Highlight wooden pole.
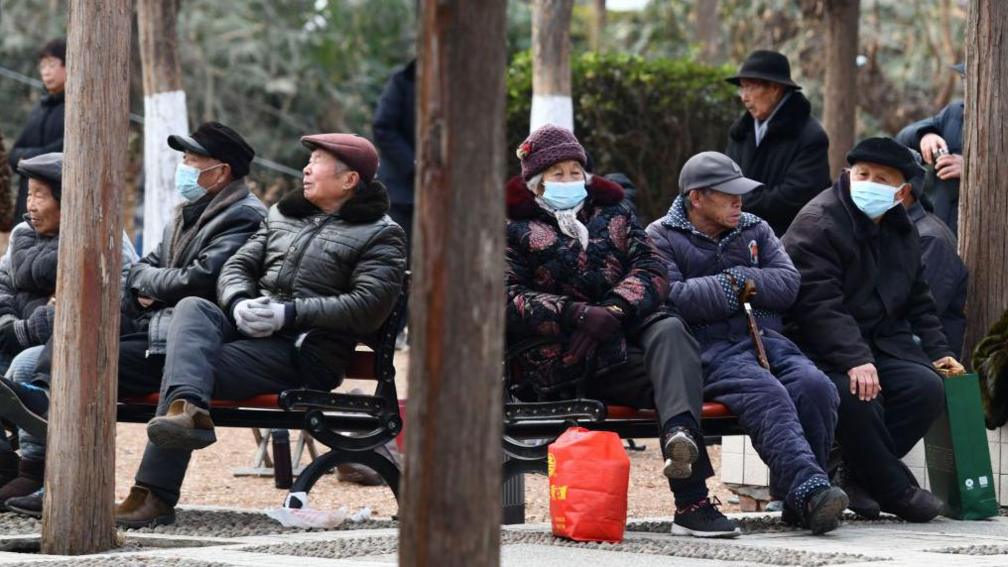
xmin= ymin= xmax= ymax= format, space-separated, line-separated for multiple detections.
xmin=399 ymin=1 xmax=507 ymax=566
xmin=822 ymin=0 xmax=860 ymax=178
xmin=590 ymin=0 xmax=606 ymax=53
xmin=137 ymin=0 xmax=187 ymax=254
xmin=41 ymin=0 xmax=130 ymax=555
xmin=530 ymin=0 xmax=574 ymax=132
xmin=960 ymin=0 xmax=1008 ymax=361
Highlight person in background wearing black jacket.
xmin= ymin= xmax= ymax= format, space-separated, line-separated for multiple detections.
xmin=373 ymin=59 xmax=415 ymax=249
xmin=783 ymin=137 xmax=965 ymax=524
xmin=724 ymin=50 xmax=831 ymax=236
xmin=7 ymin=39 xmax=66 ymax=227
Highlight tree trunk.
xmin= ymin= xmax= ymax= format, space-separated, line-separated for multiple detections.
xmin=591 ymin=0 xmax=606 ymax=52
xmin=822 ymin=0 xmax=860 ymax=178
xmin=960 ymin=0 xmax=1008 ymax=362
xmin=41 ymin=0 xmax=130 ymax=555
xmin=530 ymin=0 xmax=574 ymax=132
xmin=137 ymin=0 xmax=187 ymax=254
xmin=399 ymin=1 xmax=506 ymax=566
xmin=694 ymin=0 xmax=721 ymax=64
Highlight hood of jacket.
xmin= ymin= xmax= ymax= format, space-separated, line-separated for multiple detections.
xmin=278 ymin=179 xmax=391 ymax=223
xmin=505 ymin=174 xmax=625 ymax=221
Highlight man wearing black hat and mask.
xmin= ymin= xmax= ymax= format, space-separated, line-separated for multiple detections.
xmin=725 ymin=50 xmax=831 ymax=236
xmin=783 ymin=137 xmax=965 ymax=523
xmin=895 ymin=63 xmax=965 ymax=234
xmin=5 ymin=123 xmax=267 ymax=518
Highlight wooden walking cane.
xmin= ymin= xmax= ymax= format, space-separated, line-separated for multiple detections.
xmin=731 ymin=277 xmax=770 ymax=370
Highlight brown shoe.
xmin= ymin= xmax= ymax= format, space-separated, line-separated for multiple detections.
xmin=0 ymin=457 xmax=43 ymax=510
xmin=146 ymin=399 xmax=216 ymax=450
xmin=115 ymin=485 xmax=175 ymax=528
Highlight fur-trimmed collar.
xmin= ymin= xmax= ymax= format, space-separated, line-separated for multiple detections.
xmin=278 ymin=180 xmax=390 ymax=223
xmin=506 ymin=175 xmax=625 ymax=221
xmin=728 ymin=90 xmax=813 ymax=142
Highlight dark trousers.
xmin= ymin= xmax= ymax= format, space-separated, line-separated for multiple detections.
xmin=702 ymin=333 xmax=838 ymax=500
xmin=586 ymin=317 xmax=712 ymax=499
xmin=827 ymin=355 xmax=945 ymax=503
xmin=134 ymin=296 xmax=304 ymax=505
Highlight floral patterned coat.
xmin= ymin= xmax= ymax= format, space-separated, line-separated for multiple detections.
xmin=506 ymin=174 xmax=670 ymax=400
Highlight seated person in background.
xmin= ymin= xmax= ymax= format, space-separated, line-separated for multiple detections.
xmin=900 ymin=150 xmax=967 ymax=358
xmin=783 ymin=137 xmax=964 ymax=523
xmin=646 ymin=152 xmax=846 ymax=535
xmin=115 ymin=133 xmax=406 ymax=528
xmin=0 ymin=152 xmax=138 ymax=507
xmin=506 ymin=125 xmax=738 ymax=538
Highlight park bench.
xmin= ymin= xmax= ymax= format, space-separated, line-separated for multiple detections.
xmin=115 ymin=275 xmax=410 ymax=504
xmin=501 ymin=337 xmax=745 ymax=523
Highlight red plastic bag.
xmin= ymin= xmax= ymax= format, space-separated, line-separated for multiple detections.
xmin=548 ymin=427 xmax=629 ymax=542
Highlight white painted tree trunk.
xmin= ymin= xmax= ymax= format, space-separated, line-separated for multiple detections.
xmin=141 ymin=90 xmax=187 ymax=254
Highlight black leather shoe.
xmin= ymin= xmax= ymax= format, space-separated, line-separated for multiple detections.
xmin=881 ymin=487 xmax=944 ymax=523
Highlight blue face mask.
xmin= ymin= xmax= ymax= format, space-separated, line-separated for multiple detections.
xmin=175 ymin=163 xmax=222 ymax=202
xmin=849 ymin=179 xmax=901 ymax=219
xmin=541 ymin=180 xmax=587 ymax=210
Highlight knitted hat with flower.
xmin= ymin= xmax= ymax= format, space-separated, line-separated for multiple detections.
xmin=516 ymin=124 xmax=587 ymax=181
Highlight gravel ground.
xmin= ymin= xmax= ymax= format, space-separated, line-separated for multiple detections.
xmin=239 ymin=530 xmax=879 ymax=565
xmin=112 ymin=350 xmax=739 ymax=521
xmin=0 ymin=559 xmax=231 ymax=567
xmin=926 ymin=544 xmax=1008 ymax=555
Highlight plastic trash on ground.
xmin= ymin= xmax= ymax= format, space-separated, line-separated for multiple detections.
xmin=265 ymin=492 xmax=373 ymax=529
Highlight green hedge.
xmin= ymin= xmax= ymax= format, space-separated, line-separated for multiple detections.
xmin=507 ymin=52 xmax=741 ymax=223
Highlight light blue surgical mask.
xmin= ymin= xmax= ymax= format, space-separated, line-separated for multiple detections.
xmin=850 ymin=179 xmax=901 ymax=220
xmin=541 ymin=180 xmax=587 ymax=210
xmin=174 ymin=163 xmax=222 ymax=202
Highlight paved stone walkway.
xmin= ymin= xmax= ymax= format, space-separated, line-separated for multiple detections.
xmin=0 ymin=509 xmax=1005 ymax=566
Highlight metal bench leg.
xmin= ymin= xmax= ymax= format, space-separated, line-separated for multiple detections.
xmin=289 ymin=448 xmax=401 ymax=504
xmin=501 ymin=457 xmax=548 ymax=525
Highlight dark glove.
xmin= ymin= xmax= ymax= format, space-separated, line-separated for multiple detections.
xmin=0 ymin=321 xmax=24 ymax=354
xmin=575 ymin=305 xmax=623 ymax=340
xmin=563 ymin=330 xmax=598 ymax=365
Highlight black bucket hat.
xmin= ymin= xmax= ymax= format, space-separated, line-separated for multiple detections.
xmin=726 ymin=50 xmax=802 ymax=90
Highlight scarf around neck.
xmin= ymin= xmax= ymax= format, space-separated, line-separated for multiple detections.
xmin=535 ymin=197 xmax=589 ymax=249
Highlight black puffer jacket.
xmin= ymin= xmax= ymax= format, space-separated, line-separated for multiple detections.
xmin=125 ymin=180 xmax=267 ymax=354
xmin=217 ymin=182 xmax=406 ymax=385
xmin=0 ymin=222 xmax=59 ymax=323
xmin=725 ymin=91 xmax=831 ymax=236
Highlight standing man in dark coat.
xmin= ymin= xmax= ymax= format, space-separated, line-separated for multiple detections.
xmin=373 ymin=59 xmax=415 ymax=248
xmin=895 ymin=64 xmax=965 ymax=234
xmin=7 ymin=39 xmax=66 ymax=225
xmin=725 ymin=50 xmax=831 ymax=236
xmin=783 ymin=137 xmax=965 ymax=523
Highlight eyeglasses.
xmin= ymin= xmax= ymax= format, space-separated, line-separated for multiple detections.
xmin=38 ymin=59 xmax=63 ymax=71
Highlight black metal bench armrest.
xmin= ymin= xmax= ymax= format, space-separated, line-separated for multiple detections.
xmin=504 ymin=398 xmax=606 ymax=424
xmin=279 ymin=389 xmax=385 ymax=414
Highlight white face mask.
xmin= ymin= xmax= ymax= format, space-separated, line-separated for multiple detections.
xmin=850 ymin=179 xmax=901 ymax=219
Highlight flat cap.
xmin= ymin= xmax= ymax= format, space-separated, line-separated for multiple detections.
xmin=168 ymin=121 xmax=256 ymax=179
xmin=679 ymin=151 xmax=762 ymax=195
xmin=17 ymin=152 xmax=63 ymax=200
xmin=846 ymin=137 xmax=924 ymax=182
xmin=301 ymin=133 xmax=379 ymax=181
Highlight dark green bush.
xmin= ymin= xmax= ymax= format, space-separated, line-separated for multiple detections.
xmin=507 ymin=51 xmax=741 ymax=223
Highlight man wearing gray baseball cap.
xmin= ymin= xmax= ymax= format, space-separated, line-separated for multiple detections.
xmin=646 ymin=151 xmax=848 ymax=534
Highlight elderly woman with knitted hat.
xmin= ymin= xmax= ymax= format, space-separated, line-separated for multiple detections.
xmin=506 ymin=125 xmax=738 ymax=537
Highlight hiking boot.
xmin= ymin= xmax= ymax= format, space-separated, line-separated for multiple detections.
xmin=147 ymin=399 xmax=216 ymax=450
xmin=0 ymin=457 xmax=43 ymax=510
xmin=0 ymin=378 xmax=48 ymax=440
xmin=0 ymin=449 xmax=19 ymax=487
xmin=670 ymin=497 xmax=740 ymax=538
xmin=661 ymin=427 xmax=699 ymax=480
xmin=881 ymin=486 xmax=944 ymax=523
xmin=803 ymin=486 xmax=849 ymax=535
xmin=6 ymin=487 xmax=43 ymax=518
xmin=115 ymin=485 xmax=176 ymax=529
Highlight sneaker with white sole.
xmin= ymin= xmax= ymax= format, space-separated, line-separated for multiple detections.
xmin=670 ymin=497 xmax=741 ymax=538
xmin=661 ymin=427 xmax=699 ymax=480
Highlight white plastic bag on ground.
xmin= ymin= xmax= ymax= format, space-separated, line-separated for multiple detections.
xmin=265 ymin=492 xmax=372 ymax=529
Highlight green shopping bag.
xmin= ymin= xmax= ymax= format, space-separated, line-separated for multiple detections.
xmin=924 ymin=372 xmax=998 ymax=520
